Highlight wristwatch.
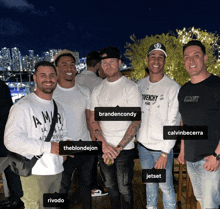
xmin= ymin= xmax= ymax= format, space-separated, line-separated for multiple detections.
xmin=212 ymin=152 xmax=220 ymax=161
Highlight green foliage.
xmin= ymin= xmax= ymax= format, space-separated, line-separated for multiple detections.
xmin=124 ymin=27 xmax=220 ymax=86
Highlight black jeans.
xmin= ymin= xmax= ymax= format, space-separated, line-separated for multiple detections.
xmin=60 ymin=154 xmax=95 ymax=209
xmin=4 ymin=165 xmax=23 ymax=200
xmin=91 ymin=155 xmax=105 ymax=190
xmin=98 ymin=149 xmax=135 ymax=209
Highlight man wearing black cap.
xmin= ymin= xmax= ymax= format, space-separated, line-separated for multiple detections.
xmin=137 ymin=43 xmax=181 ymax=209
xmin=75 ymin=51 xmax=103 ymax=92
xmin=90 ymin=46 xmax=142 ymax=209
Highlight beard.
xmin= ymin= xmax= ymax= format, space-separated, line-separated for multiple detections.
xmin=38 ymin=82 xmax=56 ymax=94
xmin=41 ymin=87 xmax=55 ymax=94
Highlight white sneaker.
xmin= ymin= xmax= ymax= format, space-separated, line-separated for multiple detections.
xmin=91 ymin=189 xmax=108 ymax=197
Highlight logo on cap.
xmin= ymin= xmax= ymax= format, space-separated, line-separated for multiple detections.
xmin=148 ymin=42 xmax=167 ymax=57
xmin=154 ymin=43 xmax=162 ymax=49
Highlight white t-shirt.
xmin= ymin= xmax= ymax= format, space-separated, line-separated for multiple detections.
xmin=4 ymin=93 xmax=70 ymax=175
xmin=137 ymin=74 xmax=181 ymax=153
xmin=90 ymin=76 xmax=142 ymax=150
xmin=53 ymin=83 xmax=91 ymax=141
xmin=75 ymin=70 xmax=103 ymax=92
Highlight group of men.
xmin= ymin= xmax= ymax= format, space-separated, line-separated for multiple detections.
xmin=1 ymin=40 xmax=220 ymax=209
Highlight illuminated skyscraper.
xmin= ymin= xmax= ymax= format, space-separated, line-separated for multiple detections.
xmin=11 ymin=47 xmax=21 ymax=72
xmin=1 ymin=47 xmax=12 ymax=70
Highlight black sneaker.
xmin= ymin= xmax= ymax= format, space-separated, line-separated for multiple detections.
xmin=1 ymin=198 xmax=24 ymax=208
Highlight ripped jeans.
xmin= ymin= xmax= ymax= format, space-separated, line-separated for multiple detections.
xmin=138 ymin=144 xmax=176 ymax=209
xmin=98 ymin=149 xmax=134 ymax=209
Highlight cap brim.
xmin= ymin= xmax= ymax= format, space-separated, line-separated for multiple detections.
xmin=148 ymin=49 xmax=167 ymax=57
xmin=101 ymin=55 xmax=124 ymax=62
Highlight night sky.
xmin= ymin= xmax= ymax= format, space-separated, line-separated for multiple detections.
xmin=1 ymin=0 xmax=220 ymax=59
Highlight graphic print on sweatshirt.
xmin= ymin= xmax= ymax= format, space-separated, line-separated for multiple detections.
xmin=32 ymin=111 xmax=64 ymax=141
xmin=142 ymin=92 xmax=164 ymax=106
xmin=184 ymin=96 xmax=200 ymax=102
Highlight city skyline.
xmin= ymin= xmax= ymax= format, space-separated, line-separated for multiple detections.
xmin=0 ymin=47 xmax=80 ymax=72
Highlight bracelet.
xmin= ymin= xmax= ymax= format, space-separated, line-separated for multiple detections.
xmin=116 ymin=145 xmax=123 ymax=153
xmin=161 ymin=153 xmax=168 ymax=157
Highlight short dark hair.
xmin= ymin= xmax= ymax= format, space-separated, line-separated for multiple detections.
xmin=86 ymin=51 xmax=101 ymax=67
xmin=34 ymin=61 xmax=57 ymax=75
xmin=54 ymin=50 xmax=76 ymax=67
xmin=183 ymin=40 xmax=206 ymax=54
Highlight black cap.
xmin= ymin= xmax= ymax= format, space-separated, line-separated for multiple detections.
xmin=148 ymin=43 xmax=167 ymax=57
xmin=100 ymin=46 xmax=123 ymax=60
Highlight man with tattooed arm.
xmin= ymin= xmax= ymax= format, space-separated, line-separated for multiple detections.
xmin=90 ymin=46 xmax=142 ymax=209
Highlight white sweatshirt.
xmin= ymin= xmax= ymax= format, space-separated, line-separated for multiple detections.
xmin=4 ymin=93 xmax=70 ymax=175
xmin=137 ymin=75 xmax=181 ymax=154
xmin=90 ymin=76 xmax=142 ymax=149
xmin=53 ymin=83 xmax=91 ymax=141
xmin=75 ymin=70 xmax=103 ymax=92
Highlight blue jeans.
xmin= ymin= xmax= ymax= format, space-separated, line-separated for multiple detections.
xmin=138 ymin=144 xmax=176 ymax=209
xmin=187 ymin=159 xmax=220 ymax=209
xmin=98 ymin=149 xmax=134 ymax=209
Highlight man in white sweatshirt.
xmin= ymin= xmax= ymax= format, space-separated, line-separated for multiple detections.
xmin=137 ymin=43 xmax=181 ymax=209
xmin=53 ymin=50 xmax=95 ymax=209
xmin=90 ymin=46 xmax=142 ymax=209
xmin=4 ymin=61 xmax=69 ymax=209
xmin=76 ymin=51 xmax=108 ymax=197
xmin=75 ymin=51 xmax=103 ymax=92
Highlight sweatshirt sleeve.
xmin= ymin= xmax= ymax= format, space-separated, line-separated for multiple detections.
xmin=162 ymin=85 xmax=181 ymax=154
xmin=4 ymin=103 xmax=51 ymax=157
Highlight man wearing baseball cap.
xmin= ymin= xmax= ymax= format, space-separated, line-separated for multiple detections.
xmin=137 ymin=43 xmax=181 ymax=209
xmin=90 ymin=46 xmax=142 ymax=209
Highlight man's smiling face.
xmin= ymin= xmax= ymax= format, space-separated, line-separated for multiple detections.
xmin=183 ymin=45 xmax=207 ymax=77
xmin=56 ymin=55 xmax=77 ymax=82
xmin=146 ymin=50 xmax=166 ymax=75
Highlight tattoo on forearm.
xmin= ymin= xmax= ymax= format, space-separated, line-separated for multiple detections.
xmin=94 ymin=128 xmax=106 ymax=142
xmin=95 ymin=129 xmax=103 ymax=137
xmin=119 ymin=121 xmax=141 ymax=148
